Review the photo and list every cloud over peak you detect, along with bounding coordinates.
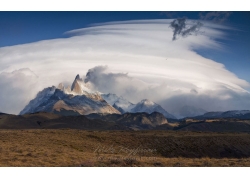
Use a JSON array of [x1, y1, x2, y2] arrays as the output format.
[[0, 19, 249, 114]]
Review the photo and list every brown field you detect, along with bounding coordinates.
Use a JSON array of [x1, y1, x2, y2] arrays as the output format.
[[0, 129, 250, 167]]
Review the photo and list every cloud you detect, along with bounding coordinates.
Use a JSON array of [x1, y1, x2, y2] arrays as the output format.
[[199, 12, 232, 23], [170, 18, 203, 41], [84, 66, 250, 116], [84, 66, 148, 98], [0, 19, 249, 114], [0, 68, 40, 114]]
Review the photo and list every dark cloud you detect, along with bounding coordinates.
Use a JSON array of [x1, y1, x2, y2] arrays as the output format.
[[170, 18, 203, 41], [181, 21, 203, 37], [199, 11, 232, 23], [170, 18, 186, 40]]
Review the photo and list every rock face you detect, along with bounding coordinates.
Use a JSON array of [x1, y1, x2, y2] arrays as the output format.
[[71, 74, 83, 94], [20, 75, 121, 116]]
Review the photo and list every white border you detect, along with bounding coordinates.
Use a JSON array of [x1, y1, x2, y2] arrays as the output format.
[[0, 167, 249, 180], [0, 0, 249, 11]]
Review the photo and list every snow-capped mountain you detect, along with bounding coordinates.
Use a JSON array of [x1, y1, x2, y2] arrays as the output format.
[[20, 75, 120, 115], [130, 99, 176, 119], [20, 74, 175, 119], [173, 105, 207, 119], [101, 94, 175, 119], [20, 86, 56, 115], [101, 93, 135, 113]]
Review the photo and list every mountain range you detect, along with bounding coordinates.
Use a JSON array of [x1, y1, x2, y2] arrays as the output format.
[[20, 74, 176, 119], [1, 111, 250, 132], [101, 93, 176, 119], [15, 73, 250, 124], [189, 110, 250, 120]]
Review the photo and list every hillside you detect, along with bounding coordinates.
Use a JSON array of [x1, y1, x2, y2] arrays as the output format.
[[87, 112, 168, 130], [0, 112, 129, 130]]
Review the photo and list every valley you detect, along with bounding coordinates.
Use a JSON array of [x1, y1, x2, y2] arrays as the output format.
[[0, 129, 250, 167]]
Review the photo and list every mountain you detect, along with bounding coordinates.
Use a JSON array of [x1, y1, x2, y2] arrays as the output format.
[[20, 75, 121, 116], [101, 93, 135, 113], [130, 99, 176, 119], [191, 110, 250, 120], [173, 105, 207, 119], [101, 94, 176, 119], [86, 112, 168, 130]]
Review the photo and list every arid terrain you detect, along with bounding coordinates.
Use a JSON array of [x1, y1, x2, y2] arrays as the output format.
[[0, 129, 250, 167]]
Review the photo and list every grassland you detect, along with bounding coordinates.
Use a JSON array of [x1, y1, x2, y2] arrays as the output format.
[[0, 130, 250, 167]]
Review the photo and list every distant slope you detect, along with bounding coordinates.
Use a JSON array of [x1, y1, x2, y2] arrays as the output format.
[[86, 112, 168, 130], [175, 120, 250, 132], [0, 112, 129, 130], [191, 110, 250, 120]]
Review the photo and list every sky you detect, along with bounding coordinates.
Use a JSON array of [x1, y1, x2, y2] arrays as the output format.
[[0, 11, 250, 115]]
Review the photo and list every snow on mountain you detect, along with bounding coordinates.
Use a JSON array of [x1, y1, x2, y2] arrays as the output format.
[[101, 93, 120, 105], [101, 93, 135, 113], [101, 94, 176, 118], [20, 86, 56, 115], [114, 97, 135, 113], [20, 75, 120, 115], [130, 99, 176, 119]]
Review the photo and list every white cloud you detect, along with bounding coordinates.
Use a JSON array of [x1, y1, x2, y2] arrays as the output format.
[[0, 68, 39, 114], [84, 66, 250, 114], [0, 19, 249, 114]]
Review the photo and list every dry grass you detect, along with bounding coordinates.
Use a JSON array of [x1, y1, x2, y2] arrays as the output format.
[[0, 129, 249, 167]]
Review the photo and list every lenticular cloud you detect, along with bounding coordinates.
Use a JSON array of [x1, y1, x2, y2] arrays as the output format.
[[0, 19, 249, 114]]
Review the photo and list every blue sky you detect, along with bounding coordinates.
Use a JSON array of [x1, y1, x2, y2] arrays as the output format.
[[0, 11, 249, 84]]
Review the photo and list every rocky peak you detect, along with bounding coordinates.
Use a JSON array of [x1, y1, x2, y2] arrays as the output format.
[[71, 74, 83, 94]]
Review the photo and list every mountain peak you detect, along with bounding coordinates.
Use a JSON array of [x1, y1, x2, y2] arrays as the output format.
[[57, 83, 64, 90], [131, 99, 176, 119], [71, 74, 82, 93], [75, 74, 81, 80]]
